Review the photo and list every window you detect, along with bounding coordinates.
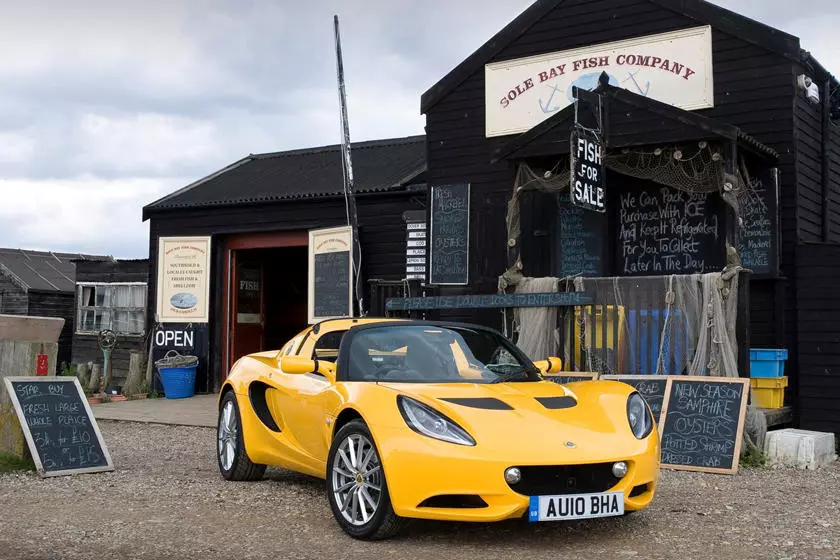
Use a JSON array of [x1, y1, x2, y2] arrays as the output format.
[[76, 283, 147, 336], [313, 331, 347, 363]]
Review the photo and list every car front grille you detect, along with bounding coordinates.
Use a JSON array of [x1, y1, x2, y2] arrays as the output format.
[[507, 463, 622, 496]]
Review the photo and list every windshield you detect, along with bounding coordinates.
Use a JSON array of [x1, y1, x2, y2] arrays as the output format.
[[345, 325, 539, 383]]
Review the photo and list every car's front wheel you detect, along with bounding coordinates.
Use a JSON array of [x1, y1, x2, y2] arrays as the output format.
[[217, 391, 266, 481], [326, 420, 406, 540]]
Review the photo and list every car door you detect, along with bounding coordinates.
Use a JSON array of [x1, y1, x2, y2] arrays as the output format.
[[270, 330, 346, 462]]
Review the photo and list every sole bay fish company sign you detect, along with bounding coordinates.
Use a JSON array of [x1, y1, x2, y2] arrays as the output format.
[[484, 26, 713, 137]]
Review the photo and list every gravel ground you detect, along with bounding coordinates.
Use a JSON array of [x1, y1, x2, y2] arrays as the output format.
[[1, 421, 838, 560]]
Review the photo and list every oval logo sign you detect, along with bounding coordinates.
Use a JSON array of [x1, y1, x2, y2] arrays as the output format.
[[170, 292, 198, 310]]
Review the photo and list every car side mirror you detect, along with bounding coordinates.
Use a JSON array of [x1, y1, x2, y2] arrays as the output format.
[[534, 357, 563, 374], [280, 356, 336, 381]]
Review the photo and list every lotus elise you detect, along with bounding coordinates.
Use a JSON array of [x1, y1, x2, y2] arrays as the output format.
[[217, 318, 659, 539]]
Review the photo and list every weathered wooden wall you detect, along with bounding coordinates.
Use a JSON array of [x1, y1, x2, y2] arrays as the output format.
[[27, 292, 75, 375], [0, 275, 28, 315], [147, 192, 426, 389], [70, 260, 150, 387], [795, 242, 840, 434]]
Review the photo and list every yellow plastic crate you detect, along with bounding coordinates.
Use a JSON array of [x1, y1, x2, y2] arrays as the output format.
[[750, 376, 788, 409]]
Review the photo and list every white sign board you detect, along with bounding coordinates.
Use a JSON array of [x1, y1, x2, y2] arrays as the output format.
[[308, 226, 354, 324], [484, 26, 714, 137], [156, 236, 212, 323]]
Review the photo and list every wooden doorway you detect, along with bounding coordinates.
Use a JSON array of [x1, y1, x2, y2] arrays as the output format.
[[222, 231, 308, 376]]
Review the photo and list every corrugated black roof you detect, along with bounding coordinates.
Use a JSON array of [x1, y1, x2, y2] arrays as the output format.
[[0, 248, 113, 294], [143, 135, 427, 218]]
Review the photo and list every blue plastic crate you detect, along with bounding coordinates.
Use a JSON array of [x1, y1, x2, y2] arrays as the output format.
[[749, 348, 788, 378]]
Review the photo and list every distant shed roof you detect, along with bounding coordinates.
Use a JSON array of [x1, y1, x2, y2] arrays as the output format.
[[0, 248, 112, 294], [143, 135, 427, 219]]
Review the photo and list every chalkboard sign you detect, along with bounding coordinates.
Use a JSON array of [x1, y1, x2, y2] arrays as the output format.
[[543, 373, 598, 385], [4, 377, 113, 477], [603, 375, 668, 423], [658, 376, 749, 474], [617, 183, 724, 276], [737, 168, 779, 277], [313, 251, 351, 318], [430, 184, 469, 285], [556, 191, 605, 277]]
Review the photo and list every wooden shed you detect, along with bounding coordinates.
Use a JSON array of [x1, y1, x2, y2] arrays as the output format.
[[142, 136, 427, 391], [0, 248, 110, 374], [416, 0, 840, 433], [70, 258, 150, 388]]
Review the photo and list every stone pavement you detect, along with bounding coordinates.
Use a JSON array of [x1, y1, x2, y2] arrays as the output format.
[[92, 393, 217, 427]]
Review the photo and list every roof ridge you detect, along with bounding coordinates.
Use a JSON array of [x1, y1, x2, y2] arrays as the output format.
[[250, 134, 426, 160]]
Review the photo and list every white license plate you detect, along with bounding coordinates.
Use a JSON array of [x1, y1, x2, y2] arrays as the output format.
[[528, 491, 624, 522]]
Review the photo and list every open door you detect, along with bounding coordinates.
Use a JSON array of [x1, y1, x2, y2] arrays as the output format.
[[231, 256, 264, 362]]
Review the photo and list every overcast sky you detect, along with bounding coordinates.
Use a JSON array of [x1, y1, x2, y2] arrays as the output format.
[[1, 0, 838, 258]]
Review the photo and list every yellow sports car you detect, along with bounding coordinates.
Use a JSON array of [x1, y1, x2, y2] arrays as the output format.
[[217, 318, 659, 539]]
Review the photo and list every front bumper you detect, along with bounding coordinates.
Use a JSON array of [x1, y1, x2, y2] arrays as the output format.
[[376, 427, 660, 522]]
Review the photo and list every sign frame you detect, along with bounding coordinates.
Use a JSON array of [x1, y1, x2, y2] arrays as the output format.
[[156, 236, 212, 323], [657, 375, 750, 475], [601, 374, 669, 423], [308, 225, 354, 324], [484, 25, 714, 137], [429, 183, 471, 286], [3, 376, 115, 478], [570, 127, 607, 213]]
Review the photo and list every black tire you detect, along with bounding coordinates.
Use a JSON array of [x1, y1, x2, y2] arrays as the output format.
[[217, 391, 266, 481], [326, 420, 407, 540]]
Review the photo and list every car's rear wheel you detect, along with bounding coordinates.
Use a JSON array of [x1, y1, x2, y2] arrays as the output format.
[[217, 391, 266, 481], [326, 420, 406, 540]]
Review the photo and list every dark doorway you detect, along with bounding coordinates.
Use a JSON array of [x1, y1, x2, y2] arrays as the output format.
[[230, 246, 308, 363]]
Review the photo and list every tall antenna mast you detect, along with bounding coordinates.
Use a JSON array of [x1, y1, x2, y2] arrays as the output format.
[[334, 14, 364, 316]]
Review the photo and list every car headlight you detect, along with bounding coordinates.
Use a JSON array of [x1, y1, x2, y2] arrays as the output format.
[[627, 392, 653, 439], [397, 396, 475, 446]]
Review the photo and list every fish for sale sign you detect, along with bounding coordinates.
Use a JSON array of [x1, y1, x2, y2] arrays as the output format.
[[570, 128, 606, 213]]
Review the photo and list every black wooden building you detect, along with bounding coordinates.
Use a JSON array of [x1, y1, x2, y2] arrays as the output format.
[[143, 0, 840, 434], [142, 136, 427, 392], [0, 248, 109, 374], [71, 258, 150, 388], [418, 0, 840, 433]]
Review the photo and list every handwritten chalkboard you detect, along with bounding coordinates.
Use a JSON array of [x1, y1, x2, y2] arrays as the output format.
[[556, 192, 605, 277], [658, 376, 749, 474], [313, 251, 351, 319], [617, 183, 724, 276], [4, 377, 113, 477], [543, 373, 598, 385], [737, 168, 778, 277], [603, 375, 668, 423], [430, 184, 469, 285]]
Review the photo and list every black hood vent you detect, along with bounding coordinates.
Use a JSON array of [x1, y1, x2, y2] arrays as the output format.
[[440, 397, 513, 410], [535, 396, 577, 410]]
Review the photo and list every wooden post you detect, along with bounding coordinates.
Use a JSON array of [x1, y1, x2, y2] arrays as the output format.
[[736, 270, 752, 379], [88, 364, 102, 394], [76, 362, 90, 388], [124, 352, 144, 396]]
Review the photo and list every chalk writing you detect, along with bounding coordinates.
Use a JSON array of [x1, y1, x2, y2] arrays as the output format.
[[430, 184, 469, 284], [618, 186, 723, 276]]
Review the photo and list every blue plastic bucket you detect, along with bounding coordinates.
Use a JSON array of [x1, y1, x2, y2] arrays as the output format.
[[159, 365, 197, 399]]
